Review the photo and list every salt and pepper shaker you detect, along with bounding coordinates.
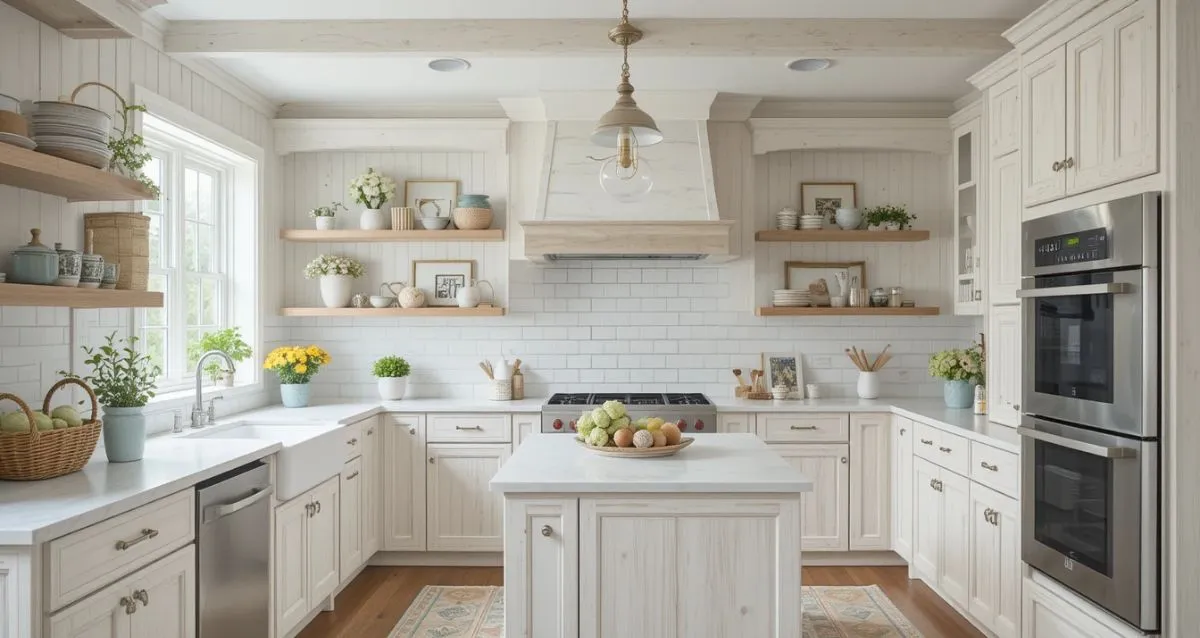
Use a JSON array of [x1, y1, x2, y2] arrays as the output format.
[[171, 410, 184, 433], [973, 385, 987, 415], [889, 287, 904, 308]]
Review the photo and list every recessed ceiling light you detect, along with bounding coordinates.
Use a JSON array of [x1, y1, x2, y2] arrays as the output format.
[[428, 58, 471, 72], [786, 58, 833, 72]]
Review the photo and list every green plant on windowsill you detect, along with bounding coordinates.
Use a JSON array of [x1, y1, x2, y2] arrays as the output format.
[[863, 204, 916, 230], [60, 332, 161, 408], [188, 327, 253, 384]]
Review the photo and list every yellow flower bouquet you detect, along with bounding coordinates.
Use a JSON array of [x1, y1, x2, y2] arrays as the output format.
[[263, 345, 330, 384]]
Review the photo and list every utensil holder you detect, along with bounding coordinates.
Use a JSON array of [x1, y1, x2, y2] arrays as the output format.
[[489, 380, 513, 401], [857, 371, 880, 399]]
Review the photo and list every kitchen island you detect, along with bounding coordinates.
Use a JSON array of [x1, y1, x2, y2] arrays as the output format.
[[490, 433, 813, 638]]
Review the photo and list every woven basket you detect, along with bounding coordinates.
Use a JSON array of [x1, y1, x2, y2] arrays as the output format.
[[84, 213, 150, 291], [0, 378, 101, 481], [452, 207, 493, 231]]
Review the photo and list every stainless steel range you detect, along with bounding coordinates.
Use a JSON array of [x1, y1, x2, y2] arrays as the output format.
[[541, 393, 717, 434]]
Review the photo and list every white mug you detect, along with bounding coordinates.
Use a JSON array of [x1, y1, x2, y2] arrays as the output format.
[[805, 384, 821, 399]]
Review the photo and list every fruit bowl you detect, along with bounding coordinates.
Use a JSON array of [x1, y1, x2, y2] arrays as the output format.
[[576, 437, 694, 458]]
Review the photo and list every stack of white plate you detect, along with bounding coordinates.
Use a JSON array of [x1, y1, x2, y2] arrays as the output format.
[[799, 214, 825, 230], [772, 289, 812, 307], [30, 101, 112, 169], [776, 209, 799, 230]]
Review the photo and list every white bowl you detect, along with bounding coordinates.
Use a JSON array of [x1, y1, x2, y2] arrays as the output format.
[[369, 295, 396, 308], [415, 216, 451, 230]]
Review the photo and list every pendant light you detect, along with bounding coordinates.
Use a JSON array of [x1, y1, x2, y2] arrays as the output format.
[[590, 0, 661, 202]]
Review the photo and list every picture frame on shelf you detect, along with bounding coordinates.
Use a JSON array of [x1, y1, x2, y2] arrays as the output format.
[[412, 259, 475, 307], [785, 260, 866, 306], [800, 182, 857, 225], [404, 180, 460, 219], [762, 352, 804, 399]]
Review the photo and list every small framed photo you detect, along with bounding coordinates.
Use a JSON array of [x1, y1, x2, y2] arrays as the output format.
[[412, 259, 475, 306], [404, 180, 460, 218], [800, 182, 857, 224], [785, 261, 866, 306], [762, 352, 804, 399]]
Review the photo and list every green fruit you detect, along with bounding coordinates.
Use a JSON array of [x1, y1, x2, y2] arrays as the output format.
[[33, 412, 53, 432], [587, 427, 609, 447], [51, 418, 69, 430], [591, 408, 612, 429], [0, 411, 30, 433], [51, 405, 83, 427]]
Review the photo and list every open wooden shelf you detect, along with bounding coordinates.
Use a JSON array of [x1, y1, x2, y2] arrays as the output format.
[[0, 283, 163, 308], [755, 229, 931, 243], [279, 229, 504, 243], [0, 144, 157, 202], [279, 306, 506, 317], [756, 306, 941, 317]]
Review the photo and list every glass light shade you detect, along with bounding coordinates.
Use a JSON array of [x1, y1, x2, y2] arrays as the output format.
[[600, 156, 653, 202]]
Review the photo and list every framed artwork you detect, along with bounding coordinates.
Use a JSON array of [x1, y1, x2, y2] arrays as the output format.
[[762, 352, 804, 399], [785, 261, 866, 306], [800, 182, 857, 224], [404, 180, 460, 218], [412, 259, 475, 306]]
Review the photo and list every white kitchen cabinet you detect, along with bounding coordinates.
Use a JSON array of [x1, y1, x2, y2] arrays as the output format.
[[890, 417, 914, 562], [274, 477, 339, 637], [773, 444, 849, 551], [988, 151, 1022, 305], [912, 457, 941, 583], [989, 72, 1021, 158], [1023, 573, 1141, 638], [361, 418, 381, 558], [938, 469, 972, 610], [988, 305, 1023, 427], [426, 443, 511, 552], [952, 103, 986, 315], [307, 478, 340, 604], [0, 553, 26, 638], [383, 413, 426, 551], [504, 499, 579, 638], [969, 483, 1021, 638], [514, 415, 538, 448], [849, 414, 890, 550], [717, 413, 753, 434], [1023, 47, 1068, 205], [339, 456, 363, 577]]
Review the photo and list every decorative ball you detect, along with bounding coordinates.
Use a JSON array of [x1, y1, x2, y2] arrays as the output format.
[[613, 428, 634, 448], [398, 286, 426, 309], [632, 430, 654, 449]]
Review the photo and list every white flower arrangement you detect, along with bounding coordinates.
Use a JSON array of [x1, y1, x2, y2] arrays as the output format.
[[304, 254, 365, 279], [348, 168, 397, 209], [309, 202, 347, 218]]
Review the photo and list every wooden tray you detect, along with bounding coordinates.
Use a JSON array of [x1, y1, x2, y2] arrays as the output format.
[[576, 437, 694, 458]]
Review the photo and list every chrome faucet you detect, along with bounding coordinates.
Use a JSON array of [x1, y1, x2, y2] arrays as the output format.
[[192, 350, 235, 428]]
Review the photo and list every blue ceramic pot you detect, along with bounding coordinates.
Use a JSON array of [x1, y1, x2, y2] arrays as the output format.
[[456, 194, 491, 210], [280, 383, 311, 408], [944, 380, 976, 409], [101, 406, 146, 463]]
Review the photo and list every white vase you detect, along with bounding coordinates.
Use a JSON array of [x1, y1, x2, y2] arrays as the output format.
[[857, 371, 880, 399], [835, 207, 863, 230], [319, 274, 354, 308], [360, 208, 387, 230], [315, 216, 336, 230], [377, 377, 408, 401]]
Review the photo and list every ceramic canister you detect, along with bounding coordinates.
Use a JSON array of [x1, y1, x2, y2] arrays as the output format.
[[53, 242, 81, 287], [456, 194, 491, 210], [101, 263, 120, 289], [9, 229, 59, 285]]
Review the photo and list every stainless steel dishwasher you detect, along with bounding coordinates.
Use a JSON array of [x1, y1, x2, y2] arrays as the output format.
[[197, 462, 272, 638]]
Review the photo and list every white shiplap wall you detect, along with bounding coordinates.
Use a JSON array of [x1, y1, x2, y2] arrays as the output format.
[[0, 4, 275, 423]]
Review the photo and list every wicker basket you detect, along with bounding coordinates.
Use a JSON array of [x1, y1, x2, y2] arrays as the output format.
[[452, 207, 493, 230], [0, 379, 101, 481], [84, 213, 150, 291]]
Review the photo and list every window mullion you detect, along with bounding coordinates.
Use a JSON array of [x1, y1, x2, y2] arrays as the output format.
[[171, 148, 188, 385]]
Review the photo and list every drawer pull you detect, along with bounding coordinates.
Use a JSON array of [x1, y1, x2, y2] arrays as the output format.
[[980, 461, 999, 472], [346, 471, 360, 480], [120, 596, 137, 615], [541, 525, 553, 537], [347, 438, 358, 446], [930, 479, 943, 492], [367, 428, 375, 436], [455, 425, 485, 431], [840, 457, 848, 464], [900, 428, 906, 435], [789, 425, 819, 431], [429, 457, 435, 464], [132, 589, 149, 607], [938, 446, 952, 453], [1052, 160, 1064, 173], [115, 528, 159, 551], [409, 427, 416, 435], [920, 438, 934, 445]]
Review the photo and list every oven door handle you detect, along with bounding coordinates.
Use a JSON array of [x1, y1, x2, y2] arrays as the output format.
[[1016, 282, 1134, 298], [1017, 426, 1138, 458]]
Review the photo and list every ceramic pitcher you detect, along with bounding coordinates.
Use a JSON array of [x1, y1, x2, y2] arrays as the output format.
[[455, 279, 494, 308]]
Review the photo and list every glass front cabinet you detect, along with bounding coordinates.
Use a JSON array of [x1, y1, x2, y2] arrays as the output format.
[[952, 101, 987, 316]]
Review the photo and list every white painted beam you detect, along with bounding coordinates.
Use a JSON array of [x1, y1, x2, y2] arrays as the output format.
[[749, 118, 952, 155], [164, 18, 1013, 57], [271, 118, 510, 155]]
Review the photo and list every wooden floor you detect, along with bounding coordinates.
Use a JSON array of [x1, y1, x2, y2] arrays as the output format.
[[297, 565, 984, 638]]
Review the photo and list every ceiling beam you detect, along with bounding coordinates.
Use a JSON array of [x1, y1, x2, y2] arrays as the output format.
[[163, 18, 1013, 57]]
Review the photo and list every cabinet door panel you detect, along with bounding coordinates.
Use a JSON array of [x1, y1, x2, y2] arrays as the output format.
[[849, 414, 890, 550], [308, 479, 340, 604], [773, 444, 849, 551], [988, 152, 1022, 304], [513, 415, 537, 448], [994, 491, 1022, 638], [988, 305, 1023, 427], [911, 457, 941, 583], [504, 499, 579, 638], [383, 414, 426, 551], [989, 73, 1021, 158], [891, 417, 914, 562], [339, 457, 363, 577], [939, 471, 972, 609], [128, 546, 196, 638], [1066, 27, 1112, 194], [1108, 0, 1158, 184], [273, 496, 309, 636], [361, 418, 381, 557], [969, 485, 1002, 631], [427, 443, 511, 552], [717, 413, 753, 434], [1024, 48, 1068, 205]]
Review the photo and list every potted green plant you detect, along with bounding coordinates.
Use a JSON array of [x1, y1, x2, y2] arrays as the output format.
[[61, 332, 160, 462], [372, 356, 411, 400], [309, 202, 347, 231], [863, 204, 916, 231], [188, 327, 252, 387], [928, 341, 985, 409], [108, 102, 161, 198]]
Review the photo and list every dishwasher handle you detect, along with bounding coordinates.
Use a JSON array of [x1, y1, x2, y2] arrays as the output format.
[[203, 486, 273, 524]]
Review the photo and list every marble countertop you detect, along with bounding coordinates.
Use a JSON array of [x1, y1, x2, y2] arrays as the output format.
[[0, 437, 279, 545], [490, 433, 814, 494]]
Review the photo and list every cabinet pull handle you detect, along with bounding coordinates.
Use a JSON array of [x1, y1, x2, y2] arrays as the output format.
[[993, 511, 1001, 526], [541, 525, 553, 537], [120, 596, 137, 615], [980, 461, 999, 472], [938, 446, 952, 453], [115, 528, 159, 551], [367, 428, 375, 436], [305, 503, 314, 517], [347, 438, 358, 446], [929, 478, 938, 490], [900, 428, 906, 435], [409, 428, 416, 435], [790, 425, 818, 431], [315, 501, 322, 514], [1052, 160, 1063, 172], [920, 438, 934, 445], [346, 471, 360, 480], [1064, 157, 1075, 169], [455, 425, 484, 431], [429, 457, 435, 464], [132, 589, 149, 607], [1013, 404, 1021, 411], [840, 457, 848, 464], [983, 507, 993, 522]]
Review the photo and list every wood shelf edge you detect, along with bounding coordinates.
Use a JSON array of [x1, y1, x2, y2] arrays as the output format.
[[0, 283, 163, 308], [0, 144, 156, 202], [754, 229, 931, 242], [755, 306, 941, 317], [278, 306, 507, 317], [278, 229, 505, 242]]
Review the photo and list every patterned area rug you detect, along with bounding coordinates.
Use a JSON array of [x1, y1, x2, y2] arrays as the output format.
[[390, 585, 924, 637]]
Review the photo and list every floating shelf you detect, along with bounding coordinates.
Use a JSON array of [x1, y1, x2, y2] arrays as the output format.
[[0, 144, 157, 202], [0, 283, 163, 308], [279, 306, 506, 317], [756, 306, 941, 317], [755, 229, 931, 243], [279, 229, 504, 243]]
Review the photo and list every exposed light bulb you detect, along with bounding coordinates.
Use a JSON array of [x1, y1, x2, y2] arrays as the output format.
[[598, 126, 653, 202]]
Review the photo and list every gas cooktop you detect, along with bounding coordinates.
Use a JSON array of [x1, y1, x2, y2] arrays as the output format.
[[545, 393, 712, 406], [541, 392, 717, 433]]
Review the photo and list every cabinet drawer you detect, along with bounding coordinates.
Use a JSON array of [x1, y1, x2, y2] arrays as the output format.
[[758, 413, 849, 443], [971, 441, 1020, 498], [427, 414, 512, 443], [342, 419, 365, 462], [913, 423, 970, 476], [47, 489, 195, 611]]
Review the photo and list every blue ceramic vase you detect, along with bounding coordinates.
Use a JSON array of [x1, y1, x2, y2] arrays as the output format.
[[944, 380, 976, 409], [102, 406, 146, 463], [456, 194, 491, 210], [280, 383, 311, 408]]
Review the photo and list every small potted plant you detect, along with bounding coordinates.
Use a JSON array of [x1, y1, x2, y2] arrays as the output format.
[[928, 341, 985, 409], [373, 355, 411, 400], [864, 204, 916, 231], [348, 167, 397, 231], [188, 327, 252, 387], [304, 254, 365, 308], [264, 345, 330, 408], [309, 202, 347, 231], [61, 332, 160, 463], [107, 101, 161, 198]]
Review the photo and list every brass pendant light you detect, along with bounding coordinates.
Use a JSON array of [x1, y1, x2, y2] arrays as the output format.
[[591, 0, 663, 154]]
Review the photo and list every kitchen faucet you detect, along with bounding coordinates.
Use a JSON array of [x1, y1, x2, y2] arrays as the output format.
[[192, 350, 235, 428]]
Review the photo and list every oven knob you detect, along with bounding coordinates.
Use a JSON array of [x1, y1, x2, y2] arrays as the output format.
[[553, 419, 563, 430], [677, 419, 688, 431], [695, 419, 705, 431], [569, 420, 577, 431]]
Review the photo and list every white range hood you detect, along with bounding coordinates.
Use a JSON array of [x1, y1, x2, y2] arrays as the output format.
[[507, 92, 736, 263]]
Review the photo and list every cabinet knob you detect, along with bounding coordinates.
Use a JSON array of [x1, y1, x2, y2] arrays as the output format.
[[367, 428, 375, 436], [120, 596, 137, 615], [900, 428, 906, 435], [541, 525, 553, 537], [347, 437, 358, 446], [1064, 157, 1075, 169], [1013, 404, 1021, 411], [840, 457, 848, 464], [132, 589, 149, 607], [1052, 160, 1063, 172], [409, 428, 416, 435], [429, 457, 435, 464], [315, 500, 322, 514]]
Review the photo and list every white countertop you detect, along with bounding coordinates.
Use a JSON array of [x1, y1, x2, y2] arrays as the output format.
[[490, 433, 814, 494], [228, 398, 545, 426], [0, 437, 279, 545]]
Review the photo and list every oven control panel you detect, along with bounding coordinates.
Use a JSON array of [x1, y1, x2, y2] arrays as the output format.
[[1035, 227, 1109, 267]]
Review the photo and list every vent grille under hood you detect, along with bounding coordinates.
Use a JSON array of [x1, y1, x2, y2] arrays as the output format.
[[521, 220, 735, 263]]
